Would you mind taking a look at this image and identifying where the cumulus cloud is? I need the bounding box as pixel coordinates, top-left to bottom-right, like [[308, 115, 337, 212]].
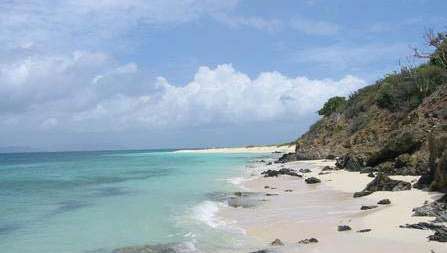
[[0, 52, 367, 133]]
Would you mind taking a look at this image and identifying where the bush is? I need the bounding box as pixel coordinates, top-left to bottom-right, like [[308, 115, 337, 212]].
[[318, 96, 347, 117], [375, 65, 447, 112]]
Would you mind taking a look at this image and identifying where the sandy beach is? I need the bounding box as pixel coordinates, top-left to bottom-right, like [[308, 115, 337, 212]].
[[220, 159, 446, 253], [175, 145, 295, 154]]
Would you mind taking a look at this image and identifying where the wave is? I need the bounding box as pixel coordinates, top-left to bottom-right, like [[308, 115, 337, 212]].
[[192, 201, 226, 228]]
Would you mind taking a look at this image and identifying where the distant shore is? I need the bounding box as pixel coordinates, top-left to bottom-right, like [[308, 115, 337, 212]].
[[220, 159, 445, 253], [176, 144, 295, 154]]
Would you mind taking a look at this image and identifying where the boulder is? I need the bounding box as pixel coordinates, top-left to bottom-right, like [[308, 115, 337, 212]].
[[360, 205, 378, 210], [377, 199, 391, 205], [335, 153, 365, 171], [305, 177, 321, 184], [271, 238, 284, 246], [299, 168, 312, 173], [276, 153, 296, 163], [353, 173, 411, 198], [337, 225, 352, 231], [357, 229, 372, 233]]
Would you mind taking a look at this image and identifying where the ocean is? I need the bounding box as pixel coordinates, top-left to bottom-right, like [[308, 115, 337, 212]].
[[0, 150, 270, 253]]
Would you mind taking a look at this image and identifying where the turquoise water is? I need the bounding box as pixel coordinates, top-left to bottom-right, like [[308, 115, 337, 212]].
[[0, 150, 267, 253]]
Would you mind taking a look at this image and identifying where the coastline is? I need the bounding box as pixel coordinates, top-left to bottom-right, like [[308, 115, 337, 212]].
[[219, 158, 446, 253], [175, 145, 295, 154]]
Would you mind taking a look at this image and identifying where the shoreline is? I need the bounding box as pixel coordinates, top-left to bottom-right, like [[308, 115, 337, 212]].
[[220, 159, 446, 252], [175, 145, 295, 154]]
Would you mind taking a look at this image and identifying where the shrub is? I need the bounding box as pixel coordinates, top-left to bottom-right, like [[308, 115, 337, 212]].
[[318, 96, 347, 117]]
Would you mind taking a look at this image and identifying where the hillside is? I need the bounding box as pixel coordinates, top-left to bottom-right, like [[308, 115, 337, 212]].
[[289, 32, 447, 192]]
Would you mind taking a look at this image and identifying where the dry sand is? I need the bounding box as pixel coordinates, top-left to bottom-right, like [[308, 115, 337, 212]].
[[220, 160, 446, 253], [175, 145, 295, 154]]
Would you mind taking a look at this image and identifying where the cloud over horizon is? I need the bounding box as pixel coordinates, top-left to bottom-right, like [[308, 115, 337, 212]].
[[0, 51, 366, 134]]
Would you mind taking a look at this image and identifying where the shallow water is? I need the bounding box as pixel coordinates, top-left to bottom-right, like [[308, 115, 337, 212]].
[[0, 150, 269, 253]]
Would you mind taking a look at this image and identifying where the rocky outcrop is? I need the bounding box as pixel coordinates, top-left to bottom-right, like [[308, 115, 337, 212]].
[[353, 174, 411, 198]]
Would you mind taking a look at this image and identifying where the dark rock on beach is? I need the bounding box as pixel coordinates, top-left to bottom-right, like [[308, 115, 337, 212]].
[[360, 205, 378, 210], [357, 229, 372, 233], [336, 154, 366, 171], [305, 177, 321, 184], [276, 153, 296, 163], [400, 222, 447, 242], [298, 238, 318, 244], [412, 194, 447, 222], [353, 173, 411, 198], [377, 199, 391, 205], [271, 238, 284, 246], [299, 168, 312, 173], [337, 225, 352, 231], [261, 168, 302, 178]]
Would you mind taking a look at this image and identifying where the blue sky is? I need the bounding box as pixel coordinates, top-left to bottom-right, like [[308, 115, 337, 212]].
[[0, 0, 446, 151]]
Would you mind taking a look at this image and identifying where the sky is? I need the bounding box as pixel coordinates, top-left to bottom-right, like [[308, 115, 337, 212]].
[[0, 0, 446, 151]]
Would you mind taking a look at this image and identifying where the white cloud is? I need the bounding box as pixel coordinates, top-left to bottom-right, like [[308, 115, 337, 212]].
[[0, 53, 367, 132]]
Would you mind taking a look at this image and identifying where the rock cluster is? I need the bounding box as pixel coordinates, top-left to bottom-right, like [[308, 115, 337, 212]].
[[261, 168, 302, 177], [400, 222, 447, 242]]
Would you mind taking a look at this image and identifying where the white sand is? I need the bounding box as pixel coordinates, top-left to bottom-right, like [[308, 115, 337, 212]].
[[175, 145, 295, 154], [221, 160, 446, 253]]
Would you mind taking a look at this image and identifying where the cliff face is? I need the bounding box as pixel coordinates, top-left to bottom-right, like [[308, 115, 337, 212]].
[[293, 37, 447, 191]]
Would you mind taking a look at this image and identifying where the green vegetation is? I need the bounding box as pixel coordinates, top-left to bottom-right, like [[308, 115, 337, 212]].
[[317, 30, 447, 123], [318, 96, 347, 116]]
